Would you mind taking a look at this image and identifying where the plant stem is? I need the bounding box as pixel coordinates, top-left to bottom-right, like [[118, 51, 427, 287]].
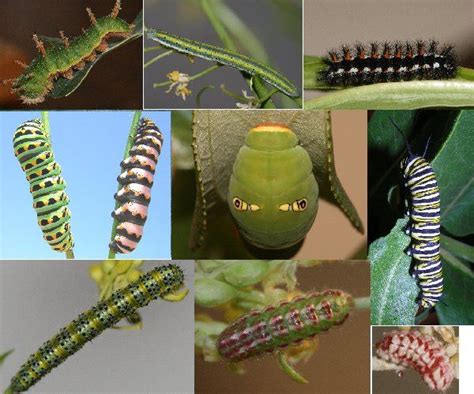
[[200, 0, 276, 107], [144, 45, 165, 53], [41, 111, 50, 139], [66, 250, 75, 259], [144, 49, 173, 68], [200, 0, 236, 50], [153, 65, 221, 88], [457, 66, 474, 81], [108, 111, 142, 259]]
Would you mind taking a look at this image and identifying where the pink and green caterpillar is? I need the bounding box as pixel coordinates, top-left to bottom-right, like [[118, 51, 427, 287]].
[[217, 290, 353, 362], [4, 0, 133, 104]]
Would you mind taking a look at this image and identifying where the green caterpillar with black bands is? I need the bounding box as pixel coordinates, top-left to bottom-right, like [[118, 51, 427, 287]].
[[13, 119, 74, 252]]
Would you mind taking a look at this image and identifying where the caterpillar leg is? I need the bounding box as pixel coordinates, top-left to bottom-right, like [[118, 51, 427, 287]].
[[162, 287, 189, 302], [277, 351, 308, 384]]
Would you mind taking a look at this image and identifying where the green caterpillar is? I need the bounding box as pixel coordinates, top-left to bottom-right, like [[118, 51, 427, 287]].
[[146, 28, 299, 97], [5, 0, 132, 104], [13, 119, 74, 252], [8, 264, 185, 392], [228, 123, 318, 249]]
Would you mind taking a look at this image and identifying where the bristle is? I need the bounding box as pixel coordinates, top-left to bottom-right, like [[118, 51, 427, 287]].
[[320, 40, 457, 86]]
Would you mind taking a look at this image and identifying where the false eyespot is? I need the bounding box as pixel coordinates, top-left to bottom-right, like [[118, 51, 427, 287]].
[[217, 290, 353, 362], [228, 122, 319, 250], [4, 0, 133, 104]]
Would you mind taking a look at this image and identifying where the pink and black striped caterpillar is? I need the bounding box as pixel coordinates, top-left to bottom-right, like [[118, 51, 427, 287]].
[[320, 40, 456, 86], [217, 290, 353, 362], [376, 330, 454, 392], [109, 118, 163, 254]]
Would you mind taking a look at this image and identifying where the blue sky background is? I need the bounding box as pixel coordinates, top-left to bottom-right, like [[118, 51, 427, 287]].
[[0, 111, 171, 259]]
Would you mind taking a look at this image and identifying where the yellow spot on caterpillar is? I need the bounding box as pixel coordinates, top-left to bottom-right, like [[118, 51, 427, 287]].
[[251, 123, 291, 133]]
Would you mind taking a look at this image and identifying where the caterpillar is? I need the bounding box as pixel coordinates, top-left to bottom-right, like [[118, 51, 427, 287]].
[[8, 264, 185, 392], [146, 28, 299, 97], [13, 119, 74, 252], [3, 0, 133, 105], [109, 118, 163, 254], [228, 123, 318, 250], [320, 40, 456, 86], [217, 290, 352, 362], [375, 330, 454, 391], [400, 142, 443, 309]]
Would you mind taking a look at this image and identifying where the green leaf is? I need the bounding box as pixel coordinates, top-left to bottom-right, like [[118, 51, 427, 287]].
[[370, 218, 418, 325], [47, 10, 143, 99], [171, 111, 194, 170], [303, 55, 338, 90], [432, 110, 474, 237], [437, 239, 474, 324], [304, 79, 474, 109], [195, 278, 238, 307], [190, 110, 363, 250]]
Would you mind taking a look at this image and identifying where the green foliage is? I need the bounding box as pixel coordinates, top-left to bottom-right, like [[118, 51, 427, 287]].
[[0, 349, 14, 368], [369, 110, 474, 324], [369, 218, 419, 325]]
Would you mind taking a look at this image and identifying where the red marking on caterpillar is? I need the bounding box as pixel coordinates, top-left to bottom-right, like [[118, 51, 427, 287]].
[[320, 40, 456, 86], [3, 0, 133, 104], [216, 290, 353, 362], [110, 118, 163, 254], [376, 330, 454, 391]]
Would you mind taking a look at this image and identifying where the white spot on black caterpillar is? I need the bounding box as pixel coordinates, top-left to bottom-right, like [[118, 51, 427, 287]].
[[320, 40, 456, 86]]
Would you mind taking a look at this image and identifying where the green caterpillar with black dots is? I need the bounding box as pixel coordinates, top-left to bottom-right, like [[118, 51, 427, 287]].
[[13, 119, 74, 252], [7, 264, 185, 392]]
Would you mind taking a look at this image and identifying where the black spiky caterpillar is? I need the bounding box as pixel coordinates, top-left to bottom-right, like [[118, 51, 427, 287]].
[[320, 40, 456, 86], [8, 264, 185, 392], [109, 118, 163, 254]]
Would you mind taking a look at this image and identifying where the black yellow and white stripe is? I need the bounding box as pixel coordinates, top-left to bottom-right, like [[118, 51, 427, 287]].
[[8, 264, 184, 392], [401, 155, 442, 309], [13, 119, 74, 252]]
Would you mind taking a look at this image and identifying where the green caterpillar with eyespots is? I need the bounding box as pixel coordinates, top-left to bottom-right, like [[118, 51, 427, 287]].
[[13, 119, 74, 252], [228, 123, 319, 249]]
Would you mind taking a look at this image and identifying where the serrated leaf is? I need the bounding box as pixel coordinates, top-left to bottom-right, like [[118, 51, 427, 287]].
[[190, 110, 363, 250], [46, 10, 143, 99], [437, 239, 474, 324], [370, 218, 418, 325], [432, 110, 474, 237]]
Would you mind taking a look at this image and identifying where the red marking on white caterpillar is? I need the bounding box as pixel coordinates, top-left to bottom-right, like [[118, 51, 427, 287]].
[[376, 330, 454, 391]]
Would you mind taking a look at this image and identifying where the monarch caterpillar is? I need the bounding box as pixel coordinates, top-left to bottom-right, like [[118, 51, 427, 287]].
[[110, 118, 163, 254], [400, 138, 442, 309], [8, 264, 185, 392], [320, 40, 456, 86], [13, 119, 74, 252], [3, 0, 132, 104], [375, 330, 454, 391], [217, 290, 353, 362], [146, 29, 299, 97], [228, 123, 318, 249]]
